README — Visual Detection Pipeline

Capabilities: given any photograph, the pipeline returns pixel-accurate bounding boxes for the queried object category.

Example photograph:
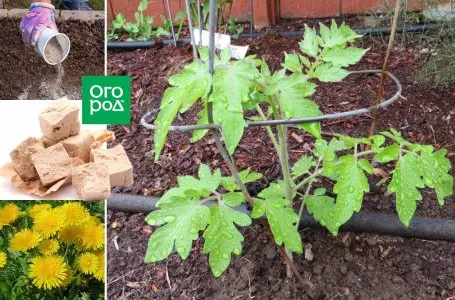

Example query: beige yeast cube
[31,143,72,186]
[9,137,44,181]
[72,162,111,200]
[91,144,133,186]
[39,97,80,141]
[60,131,94,163]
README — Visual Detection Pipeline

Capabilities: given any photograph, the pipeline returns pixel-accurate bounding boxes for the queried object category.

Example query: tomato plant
[144,21,454,277]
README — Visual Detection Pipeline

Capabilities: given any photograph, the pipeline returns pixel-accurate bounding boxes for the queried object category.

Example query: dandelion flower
[79,223,104,250]
[87,215,102,226]
[60,266,73,287]
[29,204,52,220]
[28,255,68,290]
[38,239,60,255]
[0,204,21,225]
[77,252,99,274]
[58,224,81,244]
[32,209,63,238]
[10,229,41,252]
[55,202,90,226]
[0,252,6,268]
[93,252,104,282]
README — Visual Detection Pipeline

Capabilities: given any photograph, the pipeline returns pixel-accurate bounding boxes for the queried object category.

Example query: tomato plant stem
[295,158,322,229]
[255,105,280,154]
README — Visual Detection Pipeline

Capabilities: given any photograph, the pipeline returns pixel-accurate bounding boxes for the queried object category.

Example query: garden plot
[0,17,104,100]
[107,31,455,299]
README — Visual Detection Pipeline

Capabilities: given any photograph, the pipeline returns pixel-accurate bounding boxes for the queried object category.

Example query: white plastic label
[230,45,249,59]
[193,29,231,50]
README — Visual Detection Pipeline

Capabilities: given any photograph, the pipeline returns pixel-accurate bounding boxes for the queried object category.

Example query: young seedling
[145,21,454,277]
[108,0,170,41]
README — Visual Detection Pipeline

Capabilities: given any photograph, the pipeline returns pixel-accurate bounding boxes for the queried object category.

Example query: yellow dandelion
[60,266,73,287]
[86,215,102,226]
[0,251,6,268]
[0,204,21,225]
[58,224,81,244]
[29,204,52,220]
[32,209,64,238]
[38,239,60,255]
[28,255,68,290]
[10,229,41,252]
[79,223,104,250]
[54,202,90,226]
[93,252,105,282]
[77,252,99,274]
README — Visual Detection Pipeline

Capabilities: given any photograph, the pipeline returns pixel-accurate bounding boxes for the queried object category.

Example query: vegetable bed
[0,18,104,100]
[107,31,455,299]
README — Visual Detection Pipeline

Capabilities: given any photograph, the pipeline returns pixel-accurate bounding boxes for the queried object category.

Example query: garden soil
[0,18,104,100]
[107,34,455,299]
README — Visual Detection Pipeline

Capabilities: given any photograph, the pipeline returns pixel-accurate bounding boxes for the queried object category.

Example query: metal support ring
[141,69,402,132]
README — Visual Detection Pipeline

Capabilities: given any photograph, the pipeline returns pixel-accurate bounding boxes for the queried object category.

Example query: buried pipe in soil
[107,193,455,242]
[107,23,444,49]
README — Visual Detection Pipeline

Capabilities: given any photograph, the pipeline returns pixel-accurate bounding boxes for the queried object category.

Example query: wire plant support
[141,69,403,132]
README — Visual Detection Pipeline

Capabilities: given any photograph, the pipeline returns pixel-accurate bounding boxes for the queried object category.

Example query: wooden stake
[368,0,402,137]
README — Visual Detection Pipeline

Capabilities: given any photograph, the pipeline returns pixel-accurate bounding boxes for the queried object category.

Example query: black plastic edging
[107,193,455,242]
[107,23,444,49]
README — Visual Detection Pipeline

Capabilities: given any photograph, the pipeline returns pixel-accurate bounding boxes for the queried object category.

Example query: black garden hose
[107,193,455,242]
[107,23,445,49]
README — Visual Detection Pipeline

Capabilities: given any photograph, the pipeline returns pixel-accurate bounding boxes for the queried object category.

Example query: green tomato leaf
[374,144,400,163]
[191,106,209,143]
[203,205,251,277]
[258,183,303,254]
[299,25,319,57]
[220,47,232,63]
[372,135,386,147]
[283,53,302,73]
[314,187,326,196]
[198,164,222,192]
[221,109,246,155]
[328,138,348,151]
[157,187,186,207]
[320,20,361,48]
[223,192,246,207]
[212,59,259,112]
[168,61,212,113]
[314,139,338,180]
[220,168,263,192]
[314,139,328,157]
[306,194,340,235]
[154,87,187,161]
[313,63,349,82]
[299,54,311,68]
[388,153,425,227]
[292,155,316,177]
[178,175,210,198]
[251,199,265,218]
[154,61,212,161]
[322,45,368,67]
[358,159,373,174]
[419,149,453,205]
[330,155,369,234]
[277,73,321,137]
[145,198,209,262]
